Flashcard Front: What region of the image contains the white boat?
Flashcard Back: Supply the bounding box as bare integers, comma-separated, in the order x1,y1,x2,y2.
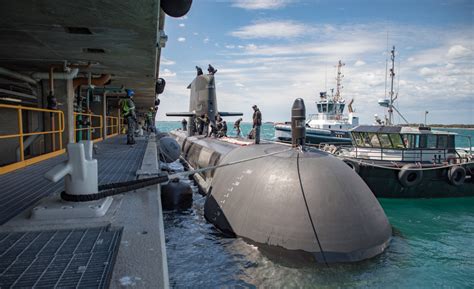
274,60,359,144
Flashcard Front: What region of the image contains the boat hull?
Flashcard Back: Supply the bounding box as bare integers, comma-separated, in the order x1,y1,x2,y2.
354,162,474,198
274,124,351,145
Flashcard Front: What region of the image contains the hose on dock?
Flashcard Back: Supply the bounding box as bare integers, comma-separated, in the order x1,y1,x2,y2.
60,147,293,202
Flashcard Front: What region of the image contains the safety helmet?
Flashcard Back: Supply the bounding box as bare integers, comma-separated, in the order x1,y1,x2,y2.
125,89,135,97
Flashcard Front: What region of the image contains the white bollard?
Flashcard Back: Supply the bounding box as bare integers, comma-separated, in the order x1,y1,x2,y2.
45,140,98,195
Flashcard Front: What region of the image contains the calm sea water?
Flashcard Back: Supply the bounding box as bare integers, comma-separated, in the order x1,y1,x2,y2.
157,121,474,288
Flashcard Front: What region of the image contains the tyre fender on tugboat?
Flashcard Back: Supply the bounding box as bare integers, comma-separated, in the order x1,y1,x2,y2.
398,164,423,187
448,166,466,186
343,159,360,174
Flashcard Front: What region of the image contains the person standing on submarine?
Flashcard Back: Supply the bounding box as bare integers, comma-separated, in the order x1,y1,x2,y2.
197,114,205,135
203,113,210,137
120,89,137,145
181,118,188,131
252,105,262,144
234,117,242,137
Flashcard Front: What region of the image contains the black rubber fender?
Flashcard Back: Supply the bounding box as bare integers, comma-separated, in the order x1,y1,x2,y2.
343,159,360,174
398,164,423,187
156,78,166,94
448,166,466,186
161,0,192,18
161,180,193,210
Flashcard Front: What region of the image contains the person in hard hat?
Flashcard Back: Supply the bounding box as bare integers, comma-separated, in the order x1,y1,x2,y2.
252,105,262,144
146,107,155,133
120,89,137,145
233,118,243,137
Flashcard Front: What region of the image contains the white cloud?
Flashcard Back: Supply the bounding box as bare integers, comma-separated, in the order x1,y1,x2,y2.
354,60,366,66
179,23,185,28
161,58,175,66
193,32,199,36
231,20,308,39
159,24,474,124
203,37,210,44
225,45,236,49
419,67,436,77
447,45,471,59
177,37,186,42
236,39,378,57
160,68,176,77
232,0,295,10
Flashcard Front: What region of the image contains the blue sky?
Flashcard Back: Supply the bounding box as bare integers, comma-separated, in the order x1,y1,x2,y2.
159,0,473,124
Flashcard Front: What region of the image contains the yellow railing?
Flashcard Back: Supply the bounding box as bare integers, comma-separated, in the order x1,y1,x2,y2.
106,116,119,137
74,112,103,142
0,104,65,175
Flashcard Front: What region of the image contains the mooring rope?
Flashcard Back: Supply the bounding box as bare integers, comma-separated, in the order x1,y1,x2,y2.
61,147,293,202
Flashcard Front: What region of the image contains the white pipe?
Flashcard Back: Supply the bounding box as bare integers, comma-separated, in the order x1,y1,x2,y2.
0,67,38,85
31,68,79,80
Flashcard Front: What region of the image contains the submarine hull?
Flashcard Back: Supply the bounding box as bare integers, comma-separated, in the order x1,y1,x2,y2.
169,131,391,263
204,143,391,263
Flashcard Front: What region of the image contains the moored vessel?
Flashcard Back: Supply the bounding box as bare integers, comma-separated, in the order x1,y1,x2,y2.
320,125,473,198
274,60,358,144
320,47,474,198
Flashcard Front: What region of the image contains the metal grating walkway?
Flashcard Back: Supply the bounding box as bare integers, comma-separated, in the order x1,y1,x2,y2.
0,226,123,288
0,136,147,225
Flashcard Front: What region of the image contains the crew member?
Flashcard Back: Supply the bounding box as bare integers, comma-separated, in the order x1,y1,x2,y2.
216,116,227,138
197,114,205,135
182,118,188,131
234,118,242,137
203,114,210,136
221,119,227,137
120,89,137,145
252,105,262,144
146,107,155,133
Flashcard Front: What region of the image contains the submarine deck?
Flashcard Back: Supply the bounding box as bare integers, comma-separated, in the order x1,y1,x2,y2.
0,135,168,288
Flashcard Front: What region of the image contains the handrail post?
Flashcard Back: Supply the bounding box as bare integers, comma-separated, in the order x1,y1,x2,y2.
52,114,56,151
59,111,63,150
17,108,24,161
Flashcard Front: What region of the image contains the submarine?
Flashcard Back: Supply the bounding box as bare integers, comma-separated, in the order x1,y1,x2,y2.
165,66,392,263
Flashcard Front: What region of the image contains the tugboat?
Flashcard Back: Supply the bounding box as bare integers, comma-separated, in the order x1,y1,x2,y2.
274,60,359,145
320,47,474,198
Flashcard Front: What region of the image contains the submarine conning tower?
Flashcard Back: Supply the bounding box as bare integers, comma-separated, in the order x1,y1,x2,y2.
166,65,243,135
170,97,392,263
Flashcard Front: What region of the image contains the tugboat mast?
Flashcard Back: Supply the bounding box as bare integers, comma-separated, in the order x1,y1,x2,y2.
334,60,345,102
388,46,396,125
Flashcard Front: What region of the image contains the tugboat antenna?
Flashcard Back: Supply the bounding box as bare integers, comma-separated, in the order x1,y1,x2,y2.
388,46,396,125
334,60,345,102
